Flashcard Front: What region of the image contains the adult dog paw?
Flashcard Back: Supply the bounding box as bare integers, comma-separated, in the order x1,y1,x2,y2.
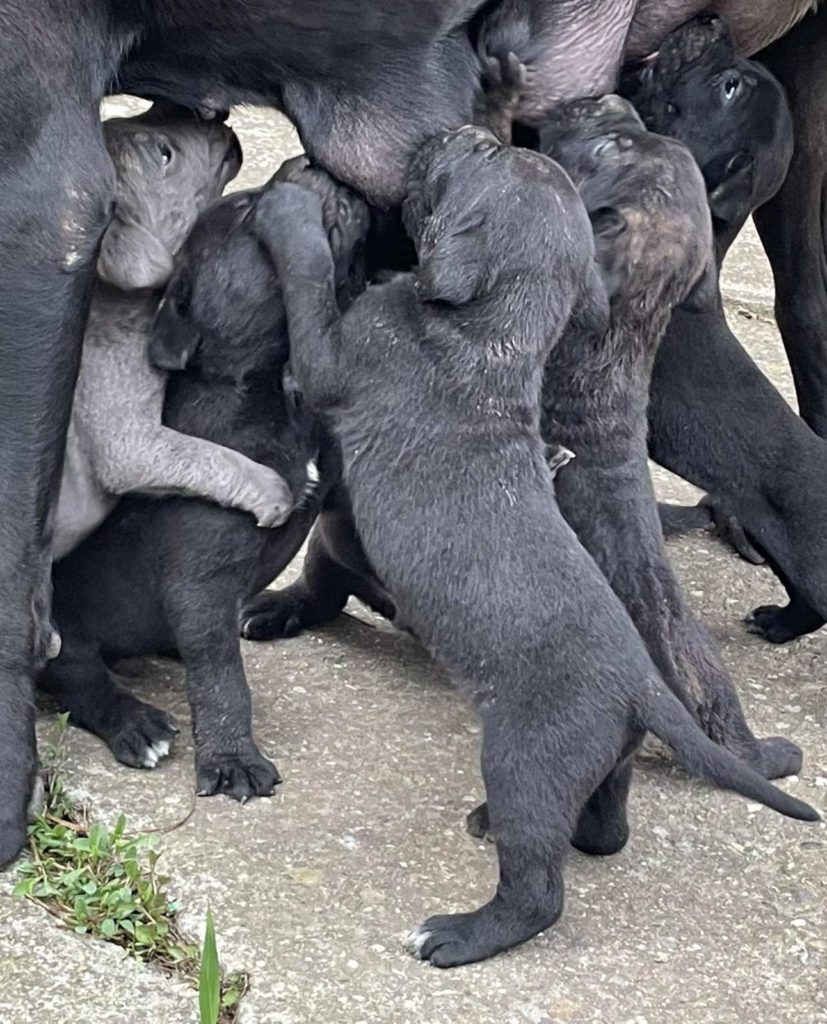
196,748,281,802
108,703,179,770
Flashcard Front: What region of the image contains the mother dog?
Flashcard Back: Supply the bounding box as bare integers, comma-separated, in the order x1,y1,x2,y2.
0,0,815,866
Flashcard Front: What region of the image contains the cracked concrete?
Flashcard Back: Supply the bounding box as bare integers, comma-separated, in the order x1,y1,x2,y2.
0,99,823,1024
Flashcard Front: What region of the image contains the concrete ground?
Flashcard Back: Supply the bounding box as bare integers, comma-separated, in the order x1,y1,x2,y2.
0,101,824,1024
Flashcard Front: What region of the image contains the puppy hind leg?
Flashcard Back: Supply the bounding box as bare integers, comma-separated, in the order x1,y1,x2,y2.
677,616,802,779
410,712,572,967
571,754,635,857
40,643,178,770
470,753,636,857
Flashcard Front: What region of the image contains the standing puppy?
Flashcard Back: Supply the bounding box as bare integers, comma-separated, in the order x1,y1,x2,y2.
252,127,817,967
55,104,293,561
43,166,368,797
537,96,802,779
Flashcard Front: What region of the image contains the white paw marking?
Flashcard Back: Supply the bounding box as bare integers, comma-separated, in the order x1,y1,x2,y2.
142,738,172,767
305,458,320,485
404,927,431,958
151,739,171,761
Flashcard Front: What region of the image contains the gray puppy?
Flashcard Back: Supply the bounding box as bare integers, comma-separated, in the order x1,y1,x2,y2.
250,126,817,968
54,104,293,560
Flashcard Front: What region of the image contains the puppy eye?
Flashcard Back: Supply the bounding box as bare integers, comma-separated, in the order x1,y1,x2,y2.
722,75,741,102
158,143,174,167
665,102,678,118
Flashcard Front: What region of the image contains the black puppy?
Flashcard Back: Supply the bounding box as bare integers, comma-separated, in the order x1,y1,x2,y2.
534,96,803,780
41,165,368,799
627,15,827,644
250,126,817,968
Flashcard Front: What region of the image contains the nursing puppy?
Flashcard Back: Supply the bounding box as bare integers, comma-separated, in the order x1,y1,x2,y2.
625,15,827,645
251,126,817,968
55,104,293,561
534,96,803,781
41,165,368,797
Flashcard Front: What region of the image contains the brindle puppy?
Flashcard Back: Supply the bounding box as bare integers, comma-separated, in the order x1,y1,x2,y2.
534,96,803,780
249,125,816,968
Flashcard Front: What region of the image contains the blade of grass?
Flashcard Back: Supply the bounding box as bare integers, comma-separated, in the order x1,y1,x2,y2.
200,910,221,1024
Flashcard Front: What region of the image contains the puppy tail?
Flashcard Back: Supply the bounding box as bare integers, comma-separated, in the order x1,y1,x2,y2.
639,681,820,822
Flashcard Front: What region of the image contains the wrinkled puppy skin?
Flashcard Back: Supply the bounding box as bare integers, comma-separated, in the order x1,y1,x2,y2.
536,95,803,780
249,126,817,968
42,165,369,801
624,15,827,646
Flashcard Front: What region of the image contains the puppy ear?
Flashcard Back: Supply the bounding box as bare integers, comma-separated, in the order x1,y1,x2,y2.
97,216,175,291
148,276,202,371
708,152,755,226
416,210,487,306
589,206,629,301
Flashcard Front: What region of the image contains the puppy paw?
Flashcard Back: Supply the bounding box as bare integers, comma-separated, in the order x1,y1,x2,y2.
466,802,492,840
745,605,801,644
755,736,803,780
248,469,294,529
406,902,553,968
108,704,179,770
240,585,328,641
196,747,281,802
700,496,764,565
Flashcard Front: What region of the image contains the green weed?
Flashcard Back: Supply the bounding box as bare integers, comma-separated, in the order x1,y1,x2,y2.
15,716,248,1022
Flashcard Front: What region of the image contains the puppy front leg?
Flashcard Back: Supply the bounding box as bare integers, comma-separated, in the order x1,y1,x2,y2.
254,185,345,409
166,581,280,801
99,427,294,527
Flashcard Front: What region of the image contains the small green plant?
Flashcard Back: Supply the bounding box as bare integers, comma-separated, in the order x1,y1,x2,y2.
16,717,248,1022
200,910,221,1024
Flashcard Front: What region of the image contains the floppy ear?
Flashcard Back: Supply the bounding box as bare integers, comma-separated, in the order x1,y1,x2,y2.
589,206,629,302
708,152,755,226
148,277,202,371
416,209,487,306
97,216,175,291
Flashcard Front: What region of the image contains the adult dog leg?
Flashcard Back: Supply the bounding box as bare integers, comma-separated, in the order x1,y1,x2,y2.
649,307,827,641
0,40,116,863
755,6,827,437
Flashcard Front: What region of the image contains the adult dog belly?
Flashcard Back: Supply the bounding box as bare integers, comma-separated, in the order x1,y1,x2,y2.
626,0,816,60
